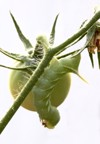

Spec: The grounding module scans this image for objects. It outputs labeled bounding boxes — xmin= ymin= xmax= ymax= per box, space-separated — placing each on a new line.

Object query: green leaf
xmin=0 ymin=47 xmax=22 ymax=61
xmin=10 ymin=12 xmax=33 ymax=49
xmin=0 ymin=47 xmax=39 ymax=72
xmin=49 ymin=14 xmax=59 ymax=46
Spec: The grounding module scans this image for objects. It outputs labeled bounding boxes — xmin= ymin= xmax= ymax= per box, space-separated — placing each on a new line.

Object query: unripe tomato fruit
xmin=9 ymin=62 xmax=71 ymax=111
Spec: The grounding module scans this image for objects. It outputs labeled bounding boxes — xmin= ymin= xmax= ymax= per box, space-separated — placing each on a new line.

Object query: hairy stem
xmin=0 ymin=11 xmax=100 ymax=134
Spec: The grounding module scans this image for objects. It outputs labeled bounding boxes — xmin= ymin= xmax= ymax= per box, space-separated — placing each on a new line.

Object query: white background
xmin=0 ymin=0 xmax=100 ymax=144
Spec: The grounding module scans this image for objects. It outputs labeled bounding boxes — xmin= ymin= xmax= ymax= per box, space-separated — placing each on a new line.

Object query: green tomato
xmin=9 ymin=62 xmax=71 ymax=111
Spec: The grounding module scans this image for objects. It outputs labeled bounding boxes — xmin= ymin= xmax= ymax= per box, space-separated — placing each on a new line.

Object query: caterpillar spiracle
xmin=32 ymin=53 xmax=81 ymax=128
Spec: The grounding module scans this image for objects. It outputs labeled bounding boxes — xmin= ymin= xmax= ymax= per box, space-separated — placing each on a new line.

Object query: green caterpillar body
xmin=32 ymin=54 xmax=81 ymax=128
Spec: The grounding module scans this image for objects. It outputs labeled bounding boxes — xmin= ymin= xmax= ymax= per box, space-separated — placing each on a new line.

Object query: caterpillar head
xmin=40 ymin=107 xmax=60 ymax=129
xmin=41 ymin=119 xmax=54 ymax=129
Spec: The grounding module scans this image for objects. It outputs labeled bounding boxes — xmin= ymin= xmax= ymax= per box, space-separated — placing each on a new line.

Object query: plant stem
xmin=0 ymin=51 xmax=53 ymax=134
xmin=0 ymin=11 xmax=100 ymax=134
xmin=52 ymin=11 xmax=100 ymax=54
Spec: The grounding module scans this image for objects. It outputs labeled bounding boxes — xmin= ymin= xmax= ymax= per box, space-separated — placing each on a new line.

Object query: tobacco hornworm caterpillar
xmin=32 ymin=53 xmax=81 ymax=128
